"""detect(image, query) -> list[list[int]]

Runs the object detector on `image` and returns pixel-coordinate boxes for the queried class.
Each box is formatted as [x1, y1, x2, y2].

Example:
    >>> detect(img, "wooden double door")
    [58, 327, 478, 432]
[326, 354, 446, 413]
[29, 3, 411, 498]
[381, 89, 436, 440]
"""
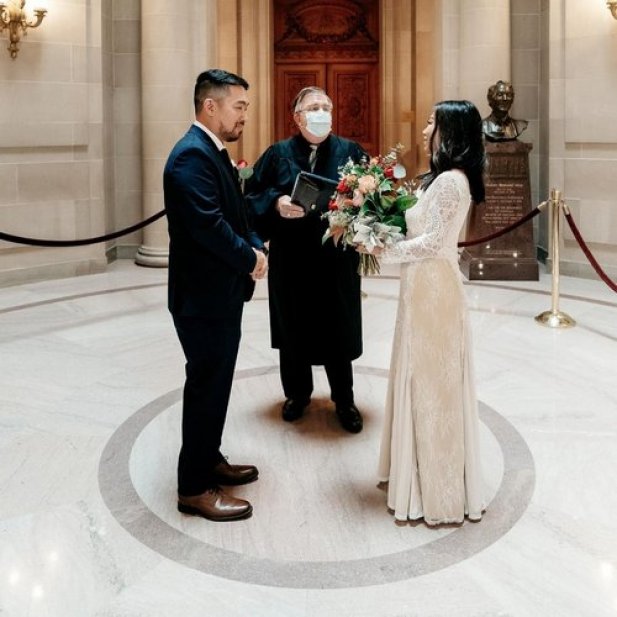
[273, 0, 380, 155]
[275, 62, 379, 155]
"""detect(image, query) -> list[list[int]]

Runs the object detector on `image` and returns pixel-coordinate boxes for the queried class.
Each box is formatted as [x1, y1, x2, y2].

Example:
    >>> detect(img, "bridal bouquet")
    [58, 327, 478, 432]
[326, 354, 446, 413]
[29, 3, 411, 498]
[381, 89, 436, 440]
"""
[322, 145, 417, 275]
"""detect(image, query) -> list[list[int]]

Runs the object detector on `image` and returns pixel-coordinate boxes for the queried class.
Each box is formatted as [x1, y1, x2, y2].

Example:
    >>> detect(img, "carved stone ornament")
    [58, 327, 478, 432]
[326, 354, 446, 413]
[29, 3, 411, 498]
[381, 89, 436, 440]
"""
[275, 0, 378, 57]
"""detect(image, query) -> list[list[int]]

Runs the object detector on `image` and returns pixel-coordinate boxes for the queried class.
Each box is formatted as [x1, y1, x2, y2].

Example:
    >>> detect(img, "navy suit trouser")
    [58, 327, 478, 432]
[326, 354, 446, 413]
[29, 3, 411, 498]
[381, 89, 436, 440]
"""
[172, 312, 242, 496]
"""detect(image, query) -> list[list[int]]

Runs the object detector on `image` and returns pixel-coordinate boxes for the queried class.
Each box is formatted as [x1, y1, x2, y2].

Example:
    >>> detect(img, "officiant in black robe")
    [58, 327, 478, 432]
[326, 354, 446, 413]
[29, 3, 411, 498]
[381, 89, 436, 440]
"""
[245, 86, 366, 433]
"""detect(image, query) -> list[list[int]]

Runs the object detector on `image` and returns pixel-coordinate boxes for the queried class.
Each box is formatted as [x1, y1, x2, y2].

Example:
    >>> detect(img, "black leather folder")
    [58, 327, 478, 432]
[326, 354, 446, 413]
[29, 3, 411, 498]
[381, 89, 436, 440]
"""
[290, 171, 338, 214]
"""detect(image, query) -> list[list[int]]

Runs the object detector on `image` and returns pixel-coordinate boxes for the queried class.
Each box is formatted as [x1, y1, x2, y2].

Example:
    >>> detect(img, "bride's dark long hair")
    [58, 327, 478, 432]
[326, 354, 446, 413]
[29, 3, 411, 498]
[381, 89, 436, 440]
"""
[420, 100, 486, 204]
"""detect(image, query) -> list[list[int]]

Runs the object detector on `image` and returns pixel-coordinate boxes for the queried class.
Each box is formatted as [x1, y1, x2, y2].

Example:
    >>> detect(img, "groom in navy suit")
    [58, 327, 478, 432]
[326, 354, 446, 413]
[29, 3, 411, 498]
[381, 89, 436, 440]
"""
[164, 69, 267, 521]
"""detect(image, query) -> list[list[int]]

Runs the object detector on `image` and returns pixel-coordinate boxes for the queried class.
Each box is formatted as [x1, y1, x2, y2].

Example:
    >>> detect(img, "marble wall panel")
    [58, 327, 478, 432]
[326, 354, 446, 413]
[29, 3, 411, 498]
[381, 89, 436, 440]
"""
[114, 124, 141, 158]
[566, 199, 617, 245]
[37, 2, 88, 48]
[112, 86, 142, 124]
[71, 45, 89, 83]
[0, 166, 17, 205]
[0, 123, 88, 149]
[113, 19, 140, 54]
[564, 1, 617, 143]
[113, 53, 140, 88]
[512, 50, 540, 86]
[16, 162, 91, 203]
[459, 0, 510, 115]
[0, 44, 72, 81]
[0, 83, 89, 148]
[564, 159, 617, 204]
[512, 13, 540, 49]
[115, 157, 144, 195]
[515, 0, 540, 11]
[113, 0, 140, 21]
[0, 200, 94, 240]
[564, 79, 617, 143]
[512, 84, 540, 120]
[142, 86, 192, 124]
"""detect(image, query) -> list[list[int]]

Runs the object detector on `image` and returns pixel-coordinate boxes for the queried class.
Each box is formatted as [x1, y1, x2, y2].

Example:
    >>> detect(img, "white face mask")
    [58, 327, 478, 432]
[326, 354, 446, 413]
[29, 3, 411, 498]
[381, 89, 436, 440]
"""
[304, 110, 332, 138]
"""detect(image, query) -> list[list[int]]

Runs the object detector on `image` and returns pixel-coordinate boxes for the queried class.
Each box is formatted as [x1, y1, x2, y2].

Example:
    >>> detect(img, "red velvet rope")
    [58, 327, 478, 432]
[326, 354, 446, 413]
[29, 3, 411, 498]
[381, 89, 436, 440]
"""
[2, 203, 543, 250]
[7, 203, 614, 298]
[457, 205, 544, 248]
[563, 210, 617, 293]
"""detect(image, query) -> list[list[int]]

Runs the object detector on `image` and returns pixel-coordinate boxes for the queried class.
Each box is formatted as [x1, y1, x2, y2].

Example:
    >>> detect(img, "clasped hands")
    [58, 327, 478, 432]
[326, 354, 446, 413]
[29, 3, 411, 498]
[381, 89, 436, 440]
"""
[251, 249, 268, 280]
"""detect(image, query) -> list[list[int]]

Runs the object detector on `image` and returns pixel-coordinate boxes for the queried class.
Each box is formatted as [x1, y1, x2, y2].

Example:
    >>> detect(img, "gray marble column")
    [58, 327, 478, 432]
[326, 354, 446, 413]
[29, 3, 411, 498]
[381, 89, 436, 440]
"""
[459, 0, 511, 114]
[135, 1, 206, 267]
[435, 0, 511, 114]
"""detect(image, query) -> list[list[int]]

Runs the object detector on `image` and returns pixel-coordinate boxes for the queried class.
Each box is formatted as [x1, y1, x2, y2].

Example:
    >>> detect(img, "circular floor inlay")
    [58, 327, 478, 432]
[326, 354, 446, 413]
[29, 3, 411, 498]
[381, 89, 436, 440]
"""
[99, 365, 535, 588]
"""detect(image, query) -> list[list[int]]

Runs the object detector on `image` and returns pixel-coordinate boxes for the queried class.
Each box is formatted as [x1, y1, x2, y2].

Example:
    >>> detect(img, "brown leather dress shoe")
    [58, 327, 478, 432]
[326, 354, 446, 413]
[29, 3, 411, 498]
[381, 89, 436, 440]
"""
[177, 487, 252, 521]
[212, 459, 258, 486]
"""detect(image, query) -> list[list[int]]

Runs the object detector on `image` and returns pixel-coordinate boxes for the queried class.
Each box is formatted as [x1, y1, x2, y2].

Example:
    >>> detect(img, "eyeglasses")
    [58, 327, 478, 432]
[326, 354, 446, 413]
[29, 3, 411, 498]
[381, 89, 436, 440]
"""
[299, 104, 333, 113]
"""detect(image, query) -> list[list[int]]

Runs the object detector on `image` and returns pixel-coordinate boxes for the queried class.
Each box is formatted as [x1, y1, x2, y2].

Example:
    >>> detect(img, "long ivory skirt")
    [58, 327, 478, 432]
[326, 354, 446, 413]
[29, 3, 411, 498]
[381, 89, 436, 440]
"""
[378, 258, 485, 524]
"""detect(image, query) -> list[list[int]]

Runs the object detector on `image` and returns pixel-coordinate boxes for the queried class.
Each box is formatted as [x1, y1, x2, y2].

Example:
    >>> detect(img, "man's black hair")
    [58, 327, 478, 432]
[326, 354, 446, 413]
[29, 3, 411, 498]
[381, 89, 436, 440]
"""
[194, 69, 249, 113]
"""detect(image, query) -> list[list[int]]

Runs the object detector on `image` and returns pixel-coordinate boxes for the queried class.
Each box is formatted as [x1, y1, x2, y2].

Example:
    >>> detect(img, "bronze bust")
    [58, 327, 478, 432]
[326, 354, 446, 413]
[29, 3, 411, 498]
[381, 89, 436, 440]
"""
[482, 80, 528, 142]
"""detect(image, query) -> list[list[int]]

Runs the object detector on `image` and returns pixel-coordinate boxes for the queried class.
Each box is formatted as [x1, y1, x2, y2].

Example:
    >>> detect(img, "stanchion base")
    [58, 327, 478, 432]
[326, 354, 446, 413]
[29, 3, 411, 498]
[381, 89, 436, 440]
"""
[534, 310, 576, 328]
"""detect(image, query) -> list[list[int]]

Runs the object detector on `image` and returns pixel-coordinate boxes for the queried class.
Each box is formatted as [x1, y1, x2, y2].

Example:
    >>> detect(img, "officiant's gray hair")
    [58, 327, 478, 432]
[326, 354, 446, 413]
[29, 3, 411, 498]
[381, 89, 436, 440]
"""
[292, 87, 332, 112]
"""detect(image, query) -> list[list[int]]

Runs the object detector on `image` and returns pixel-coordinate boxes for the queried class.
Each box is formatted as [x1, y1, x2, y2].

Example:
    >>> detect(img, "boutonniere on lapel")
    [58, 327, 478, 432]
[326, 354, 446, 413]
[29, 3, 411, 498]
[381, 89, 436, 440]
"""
[236, 159, 254, 192]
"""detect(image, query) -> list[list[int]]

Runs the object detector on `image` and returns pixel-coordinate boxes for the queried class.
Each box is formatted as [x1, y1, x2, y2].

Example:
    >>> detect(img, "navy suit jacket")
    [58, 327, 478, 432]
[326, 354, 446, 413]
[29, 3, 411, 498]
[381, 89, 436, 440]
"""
[164, 125, 263, 318]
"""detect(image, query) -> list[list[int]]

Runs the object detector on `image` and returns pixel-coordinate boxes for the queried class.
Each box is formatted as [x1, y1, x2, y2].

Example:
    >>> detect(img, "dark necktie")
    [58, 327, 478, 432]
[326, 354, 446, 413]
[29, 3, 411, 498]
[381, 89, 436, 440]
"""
[308, 145, 318, 172]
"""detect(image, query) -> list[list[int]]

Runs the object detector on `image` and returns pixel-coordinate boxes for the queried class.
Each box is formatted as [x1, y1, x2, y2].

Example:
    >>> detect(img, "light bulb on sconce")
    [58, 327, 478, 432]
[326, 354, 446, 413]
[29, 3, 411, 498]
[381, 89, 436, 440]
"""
[0, 0, 47, 59]
[608, 1, 617, 20]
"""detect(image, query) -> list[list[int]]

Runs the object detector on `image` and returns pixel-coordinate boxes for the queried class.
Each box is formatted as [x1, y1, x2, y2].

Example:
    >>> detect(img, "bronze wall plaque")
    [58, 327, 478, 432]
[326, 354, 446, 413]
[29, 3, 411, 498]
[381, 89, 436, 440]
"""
[460, 141, 539, 280]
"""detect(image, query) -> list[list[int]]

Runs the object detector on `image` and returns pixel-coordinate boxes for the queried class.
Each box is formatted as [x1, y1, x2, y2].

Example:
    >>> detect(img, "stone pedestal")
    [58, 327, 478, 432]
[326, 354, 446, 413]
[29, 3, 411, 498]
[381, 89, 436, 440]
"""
[460, 140, 539, 281]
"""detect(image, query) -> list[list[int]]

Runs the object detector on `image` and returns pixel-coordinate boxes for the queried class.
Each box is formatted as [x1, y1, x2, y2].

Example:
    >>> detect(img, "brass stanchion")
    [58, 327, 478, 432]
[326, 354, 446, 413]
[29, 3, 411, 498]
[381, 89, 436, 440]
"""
[535, 188, 576, 328]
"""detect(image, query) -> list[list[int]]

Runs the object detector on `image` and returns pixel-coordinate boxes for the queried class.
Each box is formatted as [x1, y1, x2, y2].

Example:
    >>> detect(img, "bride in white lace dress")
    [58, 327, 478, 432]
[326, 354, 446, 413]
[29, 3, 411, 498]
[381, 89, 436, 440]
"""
[373, 100, 486, 525]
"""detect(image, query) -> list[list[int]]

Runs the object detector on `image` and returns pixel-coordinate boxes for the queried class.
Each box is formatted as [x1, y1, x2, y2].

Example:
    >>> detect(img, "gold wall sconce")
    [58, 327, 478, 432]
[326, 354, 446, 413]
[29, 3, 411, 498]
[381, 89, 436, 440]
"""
[609, 1, 617, 20]
[0, 0, 47, 59]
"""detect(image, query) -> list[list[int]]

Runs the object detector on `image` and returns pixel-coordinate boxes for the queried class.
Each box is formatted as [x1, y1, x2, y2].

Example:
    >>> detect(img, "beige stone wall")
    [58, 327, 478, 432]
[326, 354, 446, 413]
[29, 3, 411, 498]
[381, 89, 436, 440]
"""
[436, 0, 511, 109]
[511, 0, 542, 253]
[0, 0, 110, 286]
[548, 0, 617, 278]
[2, 0, 616, 285]
[0, 0, 219, 281]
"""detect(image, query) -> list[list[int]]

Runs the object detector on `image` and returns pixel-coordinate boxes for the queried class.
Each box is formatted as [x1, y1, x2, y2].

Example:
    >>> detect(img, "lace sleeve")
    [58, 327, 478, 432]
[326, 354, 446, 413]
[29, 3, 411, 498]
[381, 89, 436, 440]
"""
[383, 173, 463, 263]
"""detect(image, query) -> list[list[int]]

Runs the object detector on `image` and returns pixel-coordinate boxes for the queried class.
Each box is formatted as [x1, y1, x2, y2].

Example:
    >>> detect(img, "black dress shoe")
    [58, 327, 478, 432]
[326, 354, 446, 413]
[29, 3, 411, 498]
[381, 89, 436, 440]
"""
[335, 403, 363, 433]
[282, 398, 308, 422]
[178, 487, 252, 521]
[212, 459, 258, 485]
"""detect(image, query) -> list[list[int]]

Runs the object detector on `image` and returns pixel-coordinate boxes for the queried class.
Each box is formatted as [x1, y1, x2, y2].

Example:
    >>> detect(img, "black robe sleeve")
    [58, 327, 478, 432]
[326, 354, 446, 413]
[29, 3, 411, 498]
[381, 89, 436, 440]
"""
[244, 146, 284, 242]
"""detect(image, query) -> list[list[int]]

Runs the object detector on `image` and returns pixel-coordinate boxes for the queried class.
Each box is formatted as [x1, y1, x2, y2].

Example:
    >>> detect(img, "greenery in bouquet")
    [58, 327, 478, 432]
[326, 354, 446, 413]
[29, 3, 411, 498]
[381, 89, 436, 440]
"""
[322, 145, 417, 275]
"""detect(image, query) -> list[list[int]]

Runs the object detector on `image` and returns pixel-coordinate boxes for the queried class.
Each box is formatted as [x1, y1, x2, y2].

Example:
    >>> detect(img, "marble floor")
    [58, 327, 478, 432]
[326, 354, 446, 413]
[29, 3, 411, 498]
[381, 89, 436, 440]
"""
[1, 260, 616, 617]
